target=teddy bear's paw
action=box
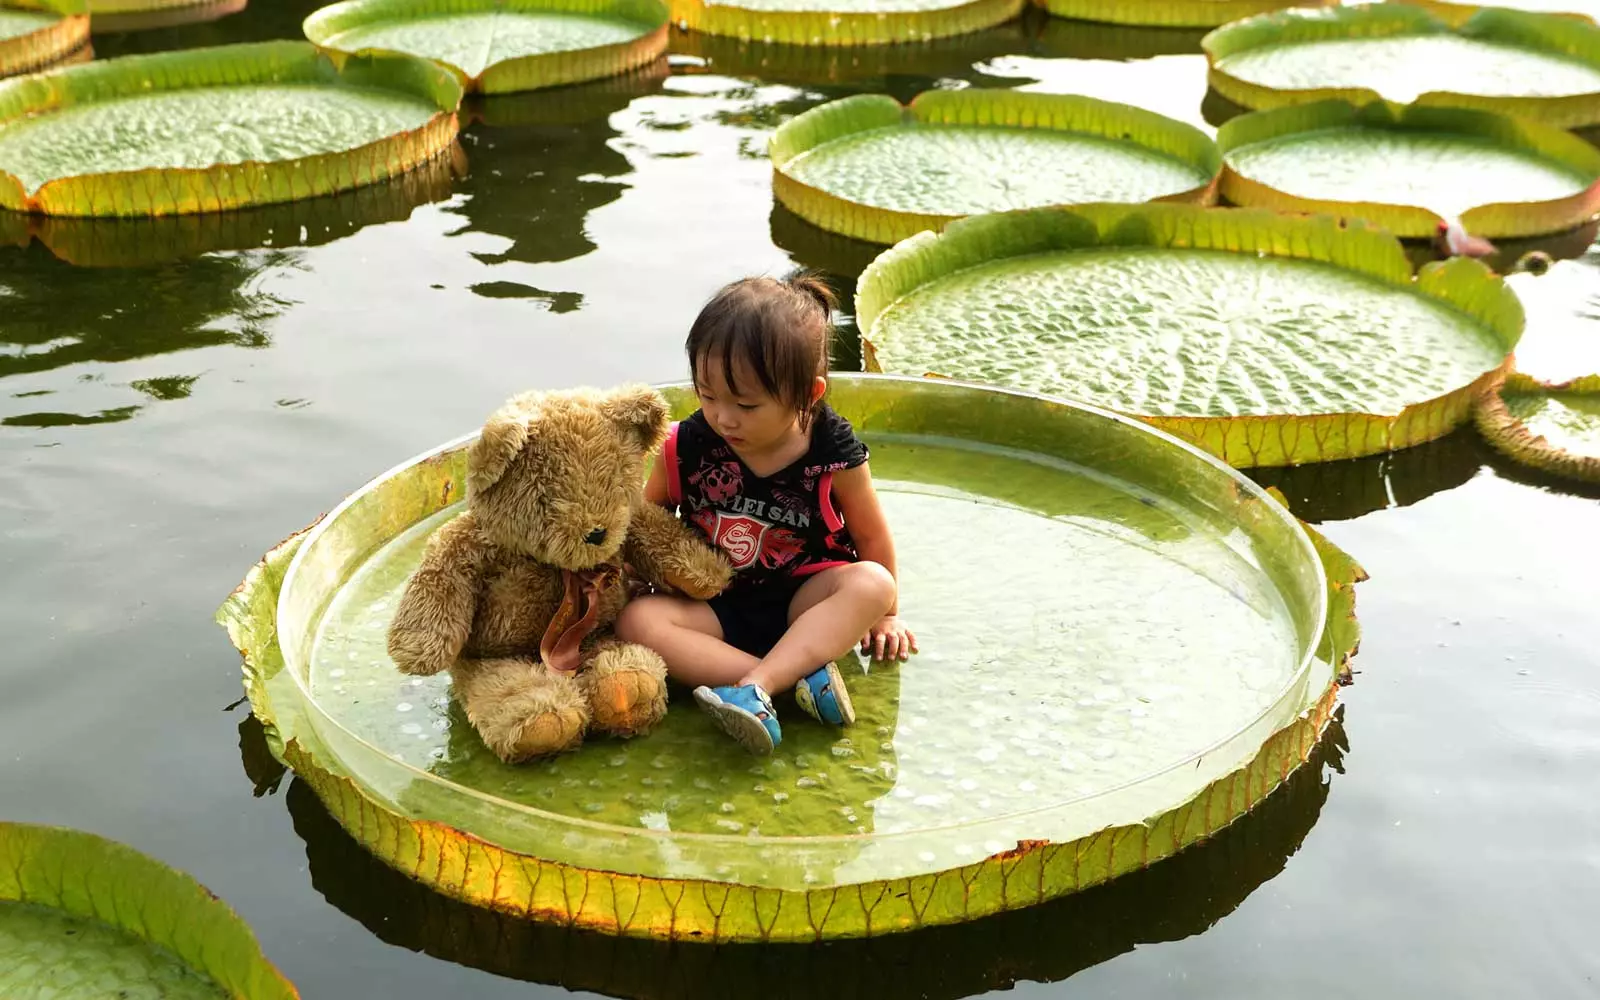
[663,551,734,601]
[506,708,588,762]
[582,645,669,737]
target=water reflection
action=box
[0,243,291,425]
[88,0,316,56]
[1248,429,1491,524]
[274,711,1346,998]
[1,153,457,267]
[448,64,669,271]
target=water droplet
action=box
[795,777,820,789]
[720,802,736,813]
[773,792,789,804]
[329,669,345,678]
[396,702,413,713]
[401,723,422,735]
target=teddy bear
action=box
[385,384,732,763]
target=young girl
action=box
[616,272,916,755]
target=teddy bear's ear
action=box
[467,404,534,495]
[601,384,670,454]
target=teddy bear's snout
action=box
[584,527,608,546]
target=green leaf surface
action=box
[1203,5,1600,127]
[0,822,298,999]
[771,90,1218,244]
[667,0,1023,48]
[304,0,669,92]
[220,374,1357,940]
[0,40,461,216]
[1217,100,1600,237]
[857,204,1521,467]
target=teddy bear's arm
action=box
[387,512,487,676]
[625,503,732,601]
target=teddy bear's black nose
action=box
[584,527,607,546]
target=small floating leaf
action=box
[0,822,298,999]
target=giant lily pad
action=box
[219,373,1361,942]
[1036,0,1333,30]
[1203,4,1600,129]
[88,0,247,35]
[0,822,298,998]
[304,0,669,94]
[1218,100,1600,239]
[0,40,461,217]
[770,89,1219,244]
[668,0,1024,48]
[1475,371,1600,483]
[0,0,87,78]
[856,204,1522,468]
[1397,0,1597,26]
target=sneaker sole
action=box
[824,662,856,726]
[694,687,776,756]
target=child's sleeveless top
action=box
[663,404,869,588]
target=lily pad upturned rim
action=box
[1394,0,1596,27]
[218,373,1356,941]
[1217,99,1600,239]
[1032,0,1334,30]
[0,40,462,218]
[1474,370,1600,482]
[304,0,670,95]
[769,89,1220,245]
[87,0,248,35]
[1201,4,1600,129]
[855,202,1523,468]
[667,0,1026,48]
[0,0,89,79]
[0,821,299,999]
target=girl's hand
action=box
[861,615,917,662]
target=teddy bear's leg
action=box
[578,640,669,738]
[452,657,590,763]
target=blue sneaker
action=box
[694,684,781,755]
[794,663,855,726]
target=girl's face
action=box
[694,356,823,455]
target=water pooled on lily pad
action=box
[311,436,1299,841]
[0,902,228,1000]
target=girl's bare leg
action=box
[741,562,895,694]
[615,595,756,688]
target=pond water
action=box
[1,4,1598,998]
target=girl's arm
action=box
[644,451,672,509]
[831,463,917,659]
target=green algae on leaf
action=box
[304,0,669,94]
[1203,4,1600,129]
[0,822,298,999]
[771,90,1219,244]
[856,203,1522,468]
[667,0,1024,48]
[0,40,461,217]
[1475,372,1600,483]
[0,0,87,80]
[1218,100,1600,239]
[219,374,1359,941]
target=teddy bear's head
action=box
[465,384,670,570]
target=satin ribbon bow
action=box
[539,563,622,674]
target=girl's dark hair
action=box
[686,269,835,428]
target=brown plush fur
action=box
[387,385,732,763]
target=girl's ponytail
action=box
[783,268,837,321]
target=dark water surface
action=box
[2,5,1598,998]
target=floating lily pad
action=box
[219,373,1361,942]
[771,90,1218,244]
[88,0,247,35]
[857,204,1522,468]
[3,147,456,264]
[1397,0,1596,26]
[1203,4,1600,129]
[1037,0,1333,30]
[304,0,669,94]
[0,0,87,78]
[0,822,298,999]
[669,0,1025,48]
[1218,100,1600,239]
[1476,372,1600,482]
[0,40,461,217]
